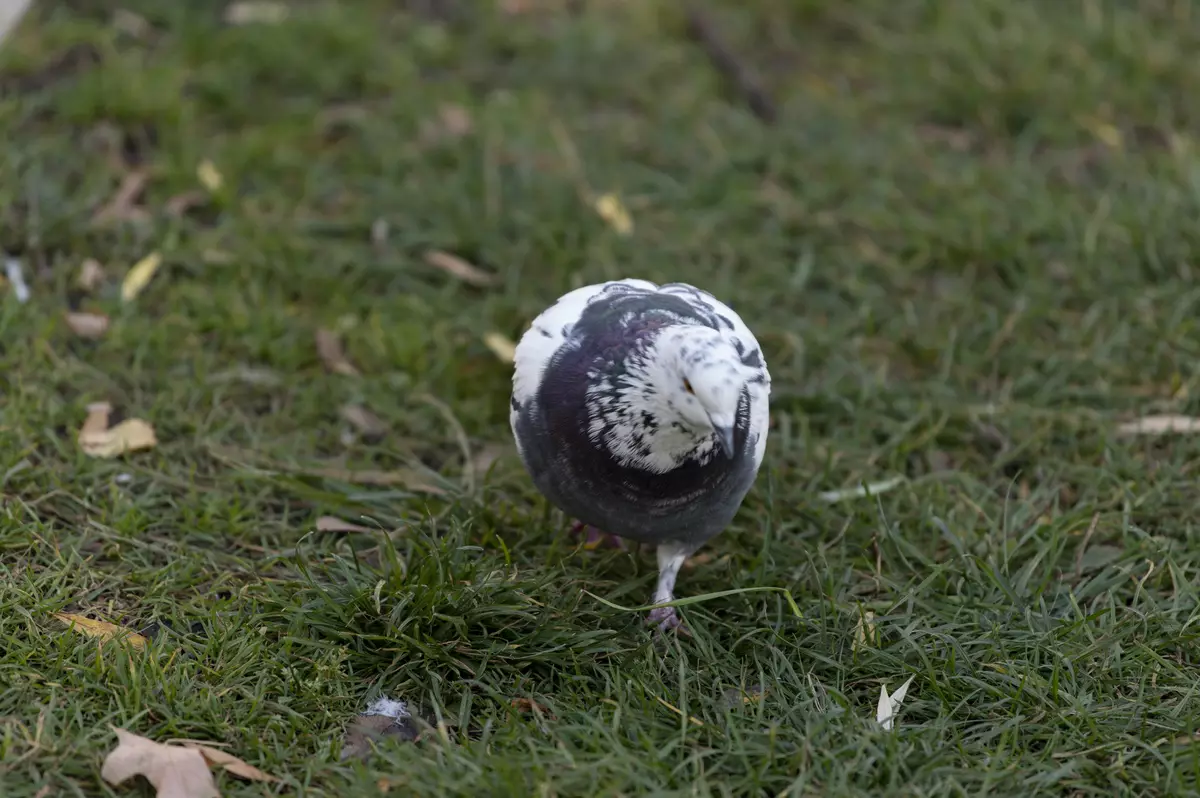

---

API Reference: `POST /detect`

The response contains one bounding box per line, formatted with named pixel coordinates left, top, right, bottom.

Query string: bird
left=509, top=278, right=771, bottom=633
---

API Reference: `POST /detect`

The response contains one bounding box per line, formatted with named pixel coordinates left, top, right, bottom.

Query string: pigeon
left=510, top=279, right=771, bottom=632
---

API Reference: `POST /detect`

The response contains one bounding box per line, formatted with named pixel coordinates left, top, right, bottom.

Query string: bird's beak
left=714, top=425, right=735, bottom=458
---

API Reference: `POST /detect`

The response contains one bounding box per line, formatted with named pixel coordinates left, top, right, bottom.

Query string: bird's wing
left=511, top=279, right=657, bottom=443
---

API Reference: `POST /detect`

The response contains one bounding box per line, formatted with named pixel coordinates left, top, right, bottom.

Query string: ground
left=3, top=1, right=1200, bottom=796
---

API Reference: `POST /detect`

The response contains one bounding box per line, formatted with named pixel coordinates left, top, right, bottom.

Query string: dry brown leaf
left=340, top=403, right=388, bottom=440
left=64, top=311, right=110, bottom=339
left=92, top=170, right=150, bottom=225
left=1116, top=415, right=1200, bottom=436
left=102, top=728, right=219, bottom=798
left=424, top=250, right=499, bottom=287
left=316, top=516, right=375, bottom=533
left=470, top=443, right=508, bottom=480
left=510, top=697, right=555, bottom=719
left=121, top=251, right=163, bottom=302
left=183, top=743, right=277, bottom=783
left=593, top=192, right=633, bottom=236
left=78, top=258, right=106, bottom=291
left=437, top=104, right=472, bottom=137
left=315, top=329, right=359, bottom=376
left=166, top=191, right=208, bottom=217
left=55, top=613, right=148, bottom=649
left=419, top=104, right=473, bottom=143
left=78, top=402, right=158, bottom=459
left=224, top=1, right=288, bottom=24
left=483, top=332, right=517, bottom=363
left=113, top=9, right=151, bottom=37
left=33, top=785, right=51, bottom=798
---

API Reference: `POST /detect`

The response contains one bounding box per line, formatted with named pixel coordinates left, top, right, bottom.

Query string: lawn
left=4, top=0, right=1200, bottom=796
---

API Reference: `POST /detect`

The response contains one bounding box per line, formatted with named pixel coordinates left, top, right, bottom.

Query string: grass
left=4, top=0, right=1200, bottom=795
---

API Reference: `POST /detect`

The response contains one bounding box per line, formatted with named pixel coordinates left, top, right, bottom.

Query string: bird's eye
left=683, top=378, right=694, bottom=395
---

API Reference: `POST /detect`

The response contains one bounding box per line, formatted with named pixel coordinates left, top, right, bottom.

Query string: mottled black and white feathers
left=509, top=279, right=771, bottom=631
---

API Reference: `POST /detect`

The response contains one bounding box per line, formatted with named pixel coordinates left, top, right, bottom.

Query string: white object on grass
left=819, top=476, right=905, bottom=504
left=0, top=0, right=32, bottom=46
left=875, top=674, right=915, bottom=731
left=4, top=257, right=30, bottom=303
left=363, top=696, right=411, bottom=719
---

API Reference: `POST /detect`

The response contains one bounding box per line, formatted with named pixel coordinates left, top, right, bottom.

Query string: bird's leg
left=568, top=520, right=627, bottom=551
left=646, top=541, right=699, bottom=635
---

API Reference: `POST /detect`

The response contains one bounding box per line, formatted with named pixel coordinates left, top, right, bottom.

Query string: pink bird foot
left=646, top=605, right=690, bottom=637
left=568, top=521, right=627, bottom=551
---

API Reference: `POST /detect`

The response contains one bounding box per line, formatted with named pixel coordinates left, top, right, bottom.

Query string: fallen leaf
left=206, top=366, right=282, bottom=386
left=316, top=516, right=375, bottom=533
left=423, top=250, right=499, bottom=287
left=419, top=104, right=473, bottom=143
left=78, top=258, right=106, bottom=291
left=1116, top=414, right=1200, bottom=436
left=876, top=674, right=915, bottom=731
left=78, top=402, right=158, bottom=459
left=92, top=170, right=150, bottom=225
left=224, top=1, right=288, bottom=24
left=818, top=476, right=906, bottom=504
left=340, top=403, right=388, bottom=441
left=166, top=191, right=208, bottom=217
left=315, top=329, right=359, bottom=376
left=510, top=697, right=556, bottom=719
left=112, top=9, right=151, bottom=37
left=483, top=332, right=517, bottom=363
left=64, top=311, right=110, bottom=339
left=54, top=613, right=147, bottom=649
left=121, top=251, right=163, bottom=302
left=196, top=160, right=223, bottom=192
left=437, top=104, right=472, bottom=137
left=102, top=728, right=218, bottom=798
left=33, top=785, right=50, bottom=798
left=852, top=609, right=877, bottom=653
left=593, top=192, right=633, bottom=236
left=182, top=743, right=276, bottom=783
left=4, top=256, right=30, bottom=302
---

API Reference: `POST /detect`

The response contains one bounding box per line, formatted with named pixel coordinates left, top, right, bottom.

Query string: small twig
left=682, top=3, right=777, bottom=123
left=1074, top=512, right=1101, bottom=581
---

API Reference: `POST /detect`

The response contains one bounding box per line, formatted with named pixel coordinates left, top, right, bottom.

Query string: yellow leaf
left=77, top=402, right=158, bottom=459
left=102, top=728, right=218, bottom=798
left=64, top=311, right=110, bottom=339
left=54, top=613, right=148, bottom=649
left=484, top=332, right=517, bottom=363
left=593, top=192, right=633, bottom=236
left=196, top=160, right=223, bottom=192
left=121, top=251, right=163, bottom=302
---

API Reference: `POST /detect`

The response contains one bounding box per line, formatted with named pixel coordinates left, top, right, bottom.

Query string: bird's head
left=647, top=325, right=753, bottom=458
